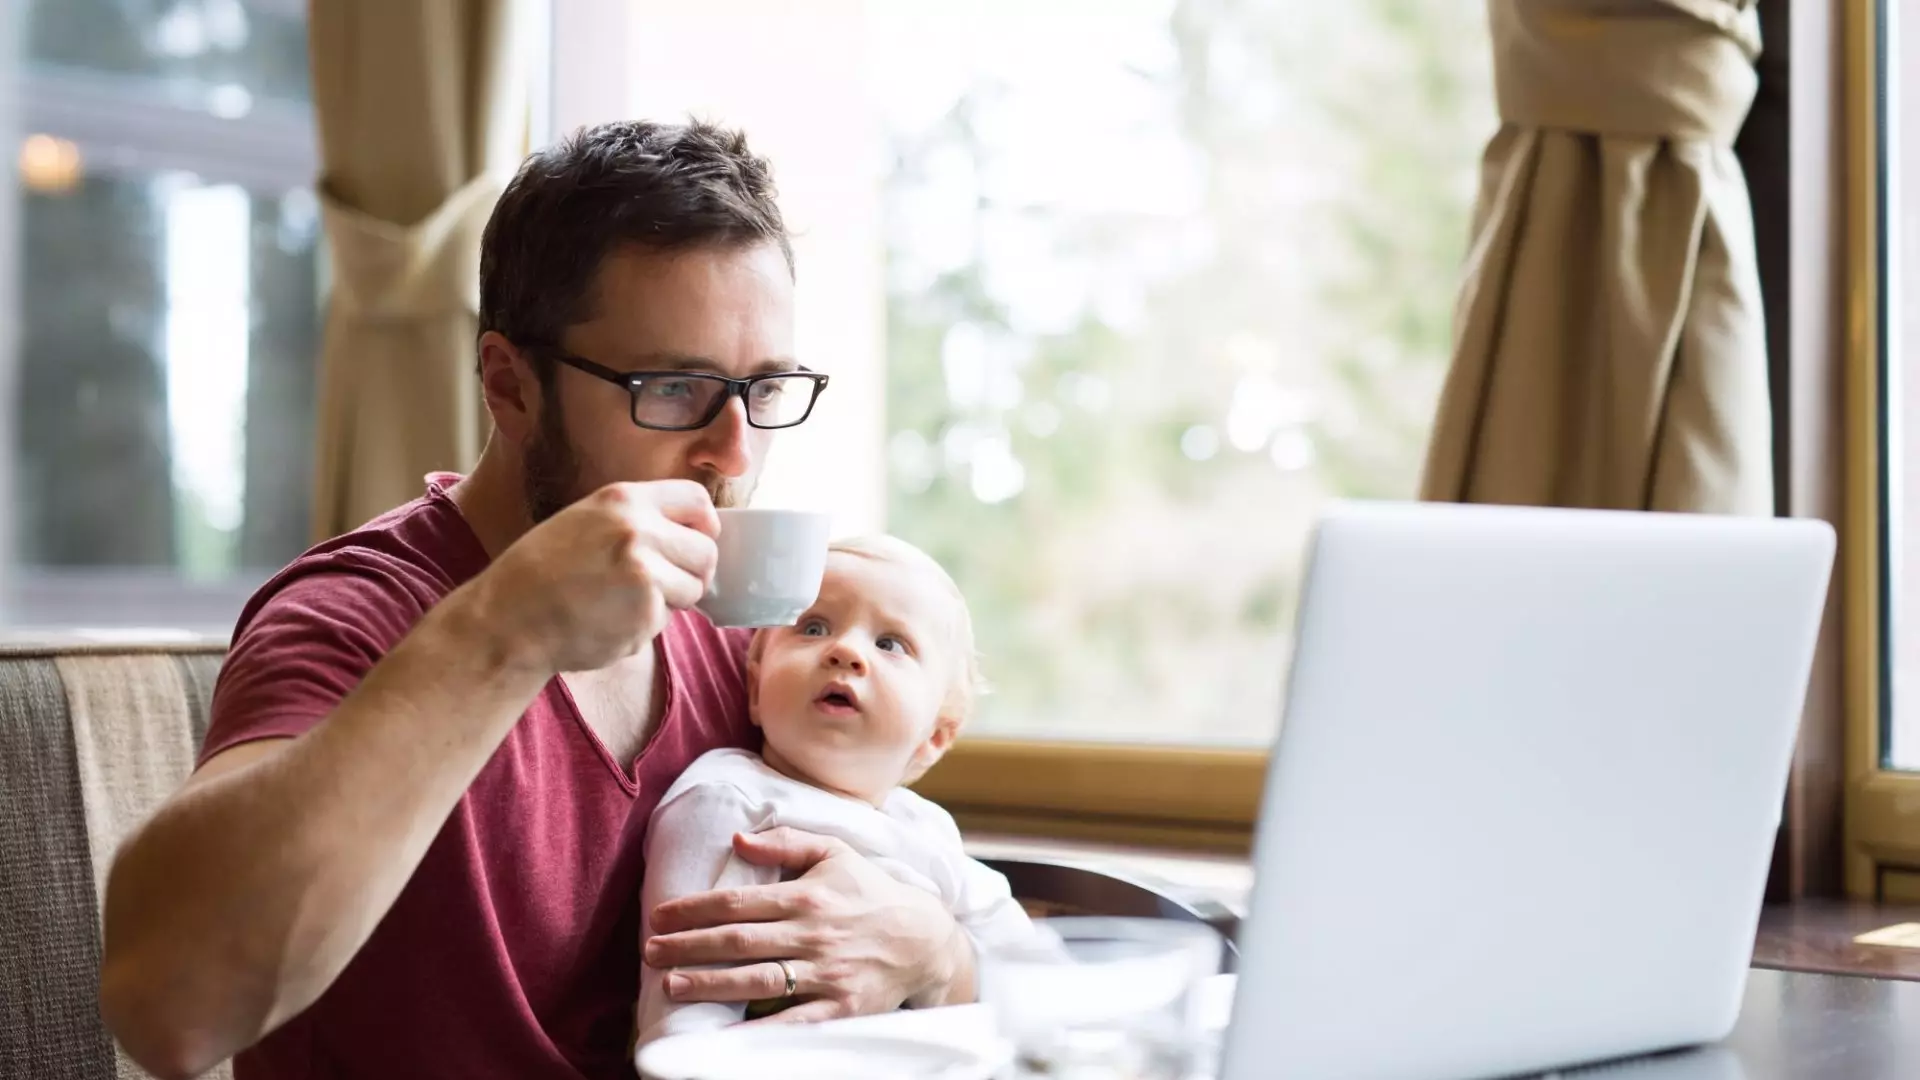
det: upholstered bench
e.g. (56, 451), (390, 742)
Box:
(0, 632), (230, 1079)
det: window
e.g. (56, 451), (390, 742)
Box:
(875, 5), (1492, 745)
(601, 1), (1493, 749)
(1892, 0), (1920, 773)
(1855, 0), (1920, 893)
(8, 0), (320, 629)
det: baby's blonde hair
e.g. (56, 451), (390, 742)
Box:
(827, 534), (987, 723)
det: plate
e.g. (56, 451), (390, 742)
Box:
(636, 1025), (1008, 1080)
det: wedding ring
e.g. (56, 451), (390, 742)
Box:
(776, 958), (798, 997)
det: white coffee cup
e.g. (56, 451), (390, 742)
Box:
(695, 508), (832, 628)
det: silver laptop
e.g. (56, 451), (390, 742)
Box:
(1221, 501), (1833, 1080)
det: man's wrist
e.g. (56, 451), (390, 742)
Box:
(434, 574), (553, 684)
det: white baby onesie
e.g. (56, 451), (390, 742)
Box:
(635, 747), (1049, 1045)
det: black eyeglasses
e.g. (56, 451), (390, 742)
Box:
(548, 351), (830, 432)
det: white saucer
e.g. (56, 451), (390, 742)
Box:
(636, 1025), (1009, 1080)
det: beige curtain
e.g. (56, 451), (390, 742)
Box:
(1420, 0), (1771, 514)
(307, 1), (525, 539)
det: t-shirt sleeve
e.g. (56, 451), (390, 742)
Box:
(199, 560), (432, 766)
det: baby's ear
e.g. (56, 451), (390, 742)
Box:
(904, 712), (963, 785)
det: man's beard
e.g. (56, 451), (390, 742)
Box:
(521, 393), (752, 524)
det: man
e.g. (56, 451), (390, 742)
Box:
(99, 120), (977, 1080)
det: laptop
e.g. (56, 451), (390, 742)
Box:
(1220, 501), (1834, 1080)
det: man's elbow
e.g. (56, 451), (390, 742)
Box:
(99, 954), (232, 1080)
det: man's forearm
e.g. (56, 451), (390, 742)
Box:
(100, 584), (552, 1077)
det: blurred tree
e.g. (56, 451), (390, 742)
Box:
(15, 0), (320, 577)
(883, 0), (1491, 744)
(25, 0), (311, 102)
(17, 178), (177, 567)
(240, 191), (320, 568)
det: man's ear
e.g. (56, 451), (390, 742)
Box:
(477, 331), (541, 446)
(903, 712), (962, 785)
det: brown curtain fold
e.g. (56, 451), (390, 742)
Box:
(1421, 0), (1772, 514)
(307, 0), (524, 539)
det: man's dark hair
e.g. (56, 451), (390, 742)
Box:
(478, 118), (792, 369)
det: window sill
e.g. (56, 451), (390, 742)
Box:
(919, 739), (1265, 854)
(5, 568), (262, 634)
(1755, 900), (1920, 983)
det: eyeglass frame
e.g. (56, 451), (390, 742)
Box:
(542, 349), (831, 432)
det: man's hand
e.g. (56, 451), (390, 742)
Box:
(468, 480), (720, 675)
(644, 828), (977, 1024)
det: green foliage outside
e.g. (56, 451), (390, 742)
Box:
(881, 0), (1494, 744)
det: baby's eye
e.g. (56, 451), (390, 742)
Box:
(876, 634), (908, 654)
(800, 618), (829, 637)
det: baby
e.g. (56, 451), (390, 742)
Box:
(634, 534), (1049, 1045)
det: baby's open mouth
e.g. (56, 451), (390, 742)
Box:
(815, 684), (858, 712)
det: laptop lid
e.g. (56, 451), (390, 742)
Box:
(1222, 502), (1833, 1080)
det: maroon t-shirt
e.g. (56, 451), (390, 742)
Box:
(199, 473), (756, 1079)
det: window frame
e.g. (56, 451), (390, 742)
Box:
(1846, 0), (1920, 892)
(1, 53), (319, 632)
(913, 739), (1265, 852)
